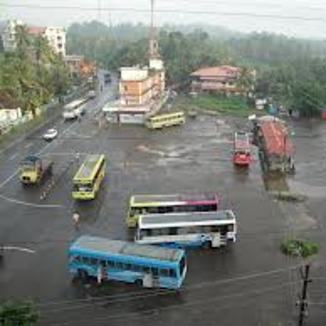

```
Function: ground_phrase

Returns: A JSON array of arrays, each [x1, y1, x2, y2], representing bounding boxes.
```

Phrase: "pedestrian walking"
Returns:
[[72, 211, 80, 231]]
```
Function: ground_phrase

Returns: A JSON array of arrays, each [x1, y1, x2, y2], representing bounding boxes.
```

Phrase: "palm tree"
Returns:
[[237, 67, 255, 99], [15, 25, 30, 59], [34, 35, 54, 65]]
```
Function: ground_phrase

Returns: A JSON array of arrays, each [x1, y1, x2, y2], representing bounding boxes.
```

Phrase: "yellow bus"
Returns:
[[145, 111, 185, 129], [126, 193, 219, 227], [72, 154, 106, 200]]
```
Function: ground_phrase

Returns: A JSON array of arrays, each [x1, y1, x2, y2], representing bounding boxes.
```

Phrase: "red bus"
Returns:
[[233, 132, 251, 166]]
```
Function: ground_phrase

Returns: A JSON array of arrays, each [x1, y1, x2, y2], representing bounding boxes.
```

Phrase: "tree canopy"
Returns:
[[0, 25, 72, 115], [67, 21, 326, 117], [0, 300, 38, 326]]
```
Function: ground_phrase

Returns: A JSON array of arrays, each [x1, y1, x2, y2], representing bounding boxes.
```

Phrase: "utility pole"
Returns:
[[297, 264, 312, 326]]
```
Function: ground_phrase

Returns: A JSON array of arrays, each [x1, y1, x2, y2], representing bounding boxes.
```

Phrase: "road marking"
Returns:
[[3, 246, 36, 254], [9, 153, 18, 160], [24, 142, 33, 149], [0, 95, 104, 190], [0, 170, 19, 189], [0, 193, 65, 208]]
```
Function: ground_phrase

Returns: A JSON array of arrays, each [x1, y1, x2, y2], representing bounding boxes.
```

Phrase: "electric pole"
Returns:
[[298, 264, 312, 326]]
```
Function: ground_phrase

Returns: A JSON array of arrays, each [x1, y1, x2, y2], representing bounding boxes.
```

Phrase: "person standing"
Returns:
[[72, 211, 80, 231]]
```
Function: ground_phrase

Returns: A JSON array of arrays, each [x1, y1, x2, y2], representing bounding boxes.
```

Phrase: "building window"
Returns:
[[124, 86, 128, 91]]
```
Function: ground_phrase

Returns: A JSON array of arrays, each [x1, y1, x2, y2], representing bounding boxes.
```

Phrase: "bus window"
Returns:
[[90, 258, 98, 265], [132, 264, 141, 272], [81, 257, 90, 264], [152, 228, 163, 236], [116, 262, 124, 270], [107, 260, 115, 268], [177, 227, 186, 235], [131, 207, 147, 216], [99, 260, 107, 267], [168, 228, 177, 235], [151, 267, 159, 276], [227, 224, 234, 231], [210, 225, 220, 232], [159, 269, 169, 277], [169, 269, 176, 278], [147, 207, 160, 214], [158, 206, 173, 214], [179, 257, 185, 276]]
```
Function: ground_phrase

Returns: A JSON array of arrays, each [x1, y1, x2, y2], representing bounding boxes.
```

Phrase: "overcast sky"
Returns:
[[2, 0, 326, 39]]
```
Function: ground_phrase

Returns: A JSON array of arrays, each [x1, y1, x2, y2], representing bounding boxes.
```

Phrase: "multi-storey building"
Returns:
[[27, 25, 66, 56], [119, 59, 165, 107], [0, 20, 65, 56], [0, 20, 23, 52]]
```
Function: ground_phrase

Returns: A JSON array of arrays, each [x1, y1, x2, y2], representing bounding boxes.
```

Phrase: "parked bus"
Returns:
[[126, 193, 219, 228], [145, 111, 185, 130], [63, 98, 88, 120], [68, 236, 187, 289], [135, 210, 236, 248], [233, 131, 251, 166], [72, 154, 106, 200]]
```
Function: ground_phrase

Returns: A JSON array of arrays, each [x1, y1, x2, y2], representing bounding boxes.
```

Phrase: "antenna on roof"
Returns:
[[149, 0, 159, 60]]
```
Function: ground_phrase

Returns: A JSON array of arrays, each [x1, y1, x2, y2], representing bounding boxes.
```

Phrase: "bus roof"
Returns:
[[130, 193, 218, 207], [149, 111, 184, 121], [64, 98, 87, 110], [70, 236, 183, 262], [73, 154, 105, 182], [139, 210, 235, 228]]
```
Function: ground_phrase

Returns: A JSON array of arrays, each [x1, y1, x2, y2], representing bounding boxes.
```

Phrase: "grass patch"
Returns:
[[280, 239, 319, 258], [174, 94, 256, 118]]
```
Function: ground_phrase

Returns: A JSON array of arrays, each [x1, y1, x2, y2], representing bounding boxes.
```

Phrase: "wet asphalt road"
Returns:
[[0, 92, 326, 326]]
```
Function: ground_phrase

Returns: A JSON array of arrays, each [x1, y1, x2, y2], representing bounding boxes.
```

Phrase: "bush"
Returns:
[[280, 239, 319, 258]]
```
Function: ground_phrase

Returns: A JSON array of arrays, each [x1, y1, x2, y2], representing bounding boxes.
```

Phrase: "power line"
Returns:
[[48, 281, 299, 326], [2, 3, 326, 23], [35, 264, 301, 311]]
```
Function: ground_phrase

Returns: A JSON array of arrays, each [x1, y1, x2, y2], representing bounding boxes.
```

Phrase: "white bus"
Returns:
[[63, 98, 88, 120], [135, 210, 236, 249]]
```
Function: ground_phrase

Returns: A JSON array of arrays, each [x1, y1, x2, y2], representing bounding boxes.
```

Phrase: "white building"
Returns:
[[44, 26, 66, 56], [27, 25, 66, 56], [0, 20, 23, 52], [0, 20, 66, 55]]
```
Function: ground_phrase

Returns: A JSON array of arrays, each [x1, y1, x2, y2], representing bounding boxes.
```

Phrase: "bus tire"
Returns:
[[203, 241, 211, 249], [77, 269, 89, 282], [135, 279, 143, 287]]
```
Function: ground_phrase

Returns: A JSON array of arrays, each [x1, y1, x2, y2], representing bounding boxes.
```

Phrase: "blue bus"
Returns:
[[68, 236, 187, 289]]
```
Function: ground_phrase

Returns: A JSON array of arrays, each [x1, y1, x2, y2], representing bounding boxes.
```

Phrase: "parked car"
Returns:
[[42, 128, 58, 141], [88, 90, 96, 99]]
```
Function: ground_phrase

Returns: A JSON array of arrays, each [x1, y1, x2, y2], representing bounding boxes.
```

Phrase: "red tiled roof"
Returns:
[[26, 25, 46, 36], [260, 121, 294, 156], [191, 65, 241, 78]]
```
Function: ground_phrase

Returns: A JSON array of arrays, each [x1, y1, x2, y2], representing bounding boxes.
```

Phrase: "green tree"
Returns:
[[15, 25, 30, 59], [0, 300, 38, 326]]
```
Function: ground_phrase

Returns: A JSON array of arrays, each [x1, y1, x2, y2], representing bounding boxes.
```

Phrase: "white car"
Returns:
[[88, 90, 96, 99], [42, 128, 58, 141]]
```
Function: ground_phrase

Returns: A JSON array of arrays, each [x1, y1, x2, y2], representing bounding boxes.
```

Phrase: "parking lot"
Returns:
[[0, 106, 325, 325]]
